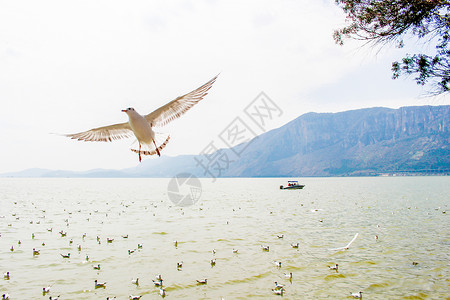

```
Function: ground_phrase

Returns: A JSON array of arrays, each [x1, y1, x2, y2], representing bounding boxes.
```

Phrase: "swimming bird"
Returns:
[[49, 296, 60, 300], [261, 245, 270, 251], [277, 234, 284, 239], [64, 75, 218, 162], [77, 244, 81, 251], [174, 240, 178, 247], [152, 279, 163, 287], [94, 279, 106, 288], [9, 246, 13, 252], [328, 264, 339, 272], [33, 248, 40, 255], [129, 295, 142, 300], [60, 253, 70, 258], [350, 291, 363, 298], [210, 259, 216, 266], [93, 264, 101, 270], [2, 293, 9, 300], [131, 278, 139, 285], [284, 272, 293, 280], [329, 233, 359, 251], [274, 261, 282, 267], [177, 261, 183, 269], [155, 274, 162, 281], [272, 288, 284, 296], [107, 238, 114, 243], [122, 235, 129, 239], [128, 249, 135, 255], [196, 278, 207, 284], [291, 242, 299, 248], [232, 249, 238, 253], [137, 243, 143, 249], [42, 286, 50, 294], [3, 272, 9, 279], [159, 288, 166, 297], [274, 282, 284, 289]]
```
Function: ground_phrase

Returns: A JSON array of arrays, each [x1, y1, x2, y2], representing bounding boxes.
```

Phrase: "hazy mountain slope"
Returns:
[[1, 105, 448, 177], [221, 105, 449, 176]]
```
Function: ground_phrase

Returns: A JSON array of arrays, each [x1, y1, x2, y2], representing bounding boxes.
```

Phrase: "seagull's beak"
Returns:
[[121, 109, 127, 112]]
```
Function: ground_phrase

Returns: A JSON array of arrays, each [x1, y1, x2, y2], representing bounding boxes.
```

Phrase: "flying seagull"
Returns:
[[65, 75, 218, 162], [329, 233, 359, 251]]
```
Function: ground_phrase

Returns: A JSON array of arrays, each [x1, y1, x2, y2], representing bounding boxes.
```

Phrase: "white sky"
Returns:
[[1, 0, 448, 173]]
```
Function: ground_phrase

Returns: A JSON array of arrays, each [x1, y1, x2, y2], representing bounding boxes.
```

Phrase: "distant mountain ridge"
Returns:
[[2, 105, 449, 178]]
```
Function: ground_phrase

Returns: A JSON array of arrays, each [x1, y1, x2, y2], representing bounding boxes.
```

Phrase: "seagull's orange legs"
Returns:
[[138, 143, 142, 162], [153, 139, 161, 156]]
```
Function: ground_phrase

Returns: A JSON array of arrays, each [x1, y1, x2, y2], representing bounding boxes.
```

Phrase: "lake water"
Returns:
[[0, 177, 449, 299]]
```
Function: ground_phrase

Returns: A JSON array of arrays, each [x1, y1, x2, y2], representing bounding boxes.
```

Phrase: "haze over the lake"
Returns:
[[1, 0, 449, 173]]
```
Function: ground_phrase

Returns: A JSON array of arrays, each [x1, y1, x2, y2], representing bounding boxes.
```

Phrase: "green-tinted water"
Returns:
[[0, 177, 449, 299]]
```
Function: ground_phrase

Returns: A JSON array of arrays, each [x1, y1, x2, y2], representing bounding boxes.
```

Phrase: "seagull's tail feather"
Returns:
[[130, 133, 170, 156]]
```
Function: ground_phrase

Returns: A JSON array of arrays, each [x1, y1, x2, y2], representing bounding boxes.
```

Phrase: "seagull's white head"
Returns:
[[122, 107, 140, 118], [122, 107, 135, 113]]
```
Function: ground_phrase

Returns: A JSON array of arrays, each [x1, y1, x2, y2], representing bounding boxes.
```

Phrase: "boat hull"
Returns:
[[280, 185, 305, 190]]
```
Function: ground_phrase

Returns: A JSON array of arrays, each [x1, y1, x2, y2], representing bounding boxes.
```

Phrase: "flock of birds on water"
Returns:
[[2, 195, 445, 299], [2, 201, 364, 300], [2, 229, 363, 299]]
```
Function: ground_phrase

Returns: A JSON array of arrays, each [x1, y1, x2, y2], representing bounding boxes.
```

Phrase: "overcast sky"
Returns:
[[1, 0, 448, 173]]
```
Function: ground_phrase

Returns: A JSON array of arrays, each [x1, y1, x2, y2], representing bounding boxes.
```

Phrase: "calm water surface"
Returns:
[[0, 177, 449, 299]]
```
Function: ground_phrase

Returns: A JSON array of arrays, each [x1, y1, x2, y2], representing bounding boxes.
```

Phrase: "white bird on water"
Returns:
[[350, 291, 363, 298], [291, 242, 299, 248], [328, 264, 339, 272], [64, 75, 218, 162], [94, 279, 107, 288], [272, 288, 284, 296], [160, 288, 166, 297], [152, 279, 163, 287], [329, 233, 359, 251]]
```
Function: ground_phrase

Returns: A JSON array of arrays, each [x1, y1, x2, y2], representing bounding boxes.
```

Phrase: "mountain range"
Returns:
[[2, 105, 449, 178]]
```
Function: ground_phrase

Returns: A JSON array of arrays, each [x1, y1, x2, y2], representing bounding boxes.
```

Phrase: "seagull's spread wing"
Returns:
[[344, 232, 359, 249], [145, 75, 218, 127], [329, 233, 359, 251], [65, 122, 134, 142]]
